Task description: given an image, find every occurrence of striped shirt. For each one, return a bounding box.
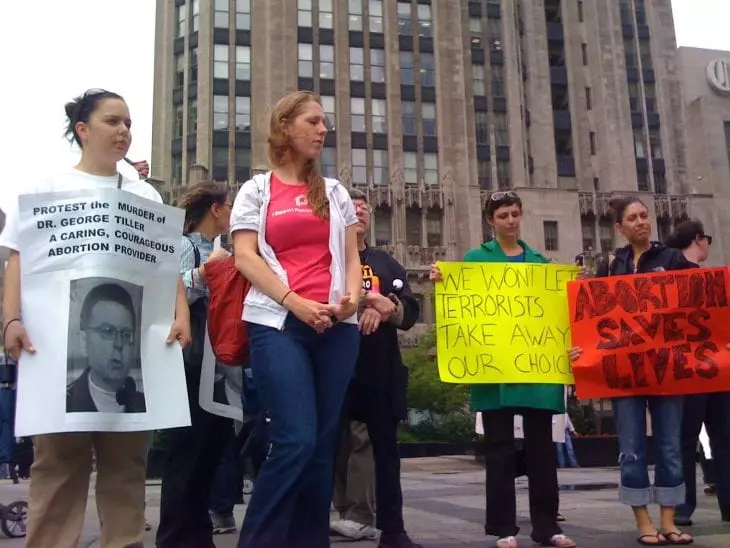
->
[179,232,215,305]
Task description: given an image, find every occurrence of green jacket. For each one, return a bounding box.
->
[464,239,566,414]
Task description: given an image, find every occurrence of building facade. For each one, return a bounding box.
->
[152,0,719,323]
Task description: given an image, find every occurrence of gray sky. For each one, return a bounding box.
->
[0,0,728,209]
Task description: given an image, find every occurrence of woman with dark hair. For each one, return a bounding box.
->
[0,89,191,548]
[569,197,695,546]
[430,192,575,548]
[157,181,236,548]
[230,90,361,548]
[663,219,730,527]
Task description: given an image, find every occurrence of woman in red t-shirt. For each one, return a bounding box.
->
[230,91,362,548]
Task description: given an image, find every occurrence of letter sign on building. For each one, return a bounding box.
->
[707,60,730,95]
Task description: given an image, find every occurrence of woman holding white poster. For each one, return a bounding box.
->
[430,192,575,548]
[0,89,191,548]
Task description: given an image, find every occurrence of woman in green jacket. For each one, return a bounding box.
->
[430,191,575,548]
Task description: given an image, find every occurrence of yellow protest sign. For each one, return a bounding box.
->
[435,262,580,384]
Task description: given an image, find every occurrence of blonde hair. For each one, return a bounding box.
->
[267,90,328,220]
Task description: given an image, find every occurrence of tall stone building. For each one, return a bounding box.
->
[152,0,718,323]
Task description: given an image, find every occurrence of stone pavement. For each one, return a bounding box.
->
[0,456,729,547]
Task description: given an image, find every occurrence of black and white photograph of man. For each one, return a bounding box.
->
[66,278,146,414]
[212,363,243,410]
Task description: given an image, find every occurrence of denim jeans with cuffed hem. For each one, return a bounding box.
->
[613,395,685,507]
[236,314,359,548]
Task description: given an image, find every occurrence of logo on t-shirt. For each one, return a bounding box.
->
[295,194,308,207]
[362,265,380,293]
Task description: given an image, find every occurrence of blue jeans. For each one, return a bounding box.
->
[613,396,684,507]
[237,314,359,548]
[555,434,578,468]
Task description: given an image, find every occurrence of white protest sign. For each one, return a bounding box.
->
[199,331,244,423]
[15,188,191,435]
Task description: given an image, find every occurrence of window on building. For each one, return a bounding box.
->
[213,96,228,130]
[214,45,229,79]
[473,64,485,95]
[370,48,385,83]
[176,3,187,37]
[648,129,662,159]
[470,18,483,48]
[188,98,198,133]
[400,52,414,85]
[624,38,637,69]
[645,83,657,113]
[424,153,438,186]
[417,4,432,37]
[654,171,667,194]
[235,96,250,131]
[420,53,435,87]
[478,159,491,189]
[422,102,436,136]
[497,160,510,189]
[581,216,595,251]
[189,48,198,83]
[174,105,183,138]
[187,148,197,175]
[352,148,367,184]
[297,0,312,26]
[491,64,505,97]
[628,82,640,111]
[321,95,336,131]
[593,177,600,190]
[320,45,335,79]
[590,131,597,155]
[404,152,418,184]
[397,2,412,35]
[544,221,559,251]
[236,46,250,80]
[351,97,366,132]
[578,0,584,22]
[319,0,333,29]
[374,207,392,245]
[486,18,502,51]
[192,0,200,32]
[321,147,337,178]
[298,43,313,78]
[172,153,183,184]
[406,207,422,245]
[633,129,645,158]
[599,218,614,252]
[236,0,251,29]
[213,147,229,181]
[402,101,416,135]
[494,113,508,146]
[214,0,229,28]
[350,47,365,81]
[581,43,588,65]
[639,39,652,70]
[369,0,384,32]
[348,0,363,31]
[372,99,387,133]
[372,150,389,185]
[586,87,592,110]
[475,112,489,145]
[175,54,185,87]
[426,209,442,246]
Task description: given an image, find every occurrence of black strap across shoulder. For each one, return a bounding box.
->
[117,173,123,190]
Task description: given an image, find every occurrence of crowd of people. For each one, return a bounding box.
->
[1,87,729,548]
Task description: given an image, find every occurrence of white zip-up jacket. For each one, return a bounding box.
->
[229,172,358,330]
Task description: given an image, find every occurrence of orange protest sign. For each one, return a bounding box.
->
[567,267,730,399]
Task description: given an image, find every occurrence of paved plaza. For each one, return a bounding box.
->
[1,456,729,547]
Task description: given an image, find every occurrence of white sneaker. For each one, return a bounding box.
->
[329,519,379,540]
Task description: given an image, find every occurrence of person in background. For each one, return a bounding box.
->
[0,89,191,548]
[664,219,730,527]
[431,191,575,548]
[230,90,361,548]
[156,181,234,548]
[334,188,422,548]
[555,414,579,469]
[569,197,694,546]
[698,426,717,496]
[331,420,377,541]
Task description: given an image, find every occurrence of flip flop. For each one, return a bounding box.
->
[637,532,667,546]
[661,531,693,545]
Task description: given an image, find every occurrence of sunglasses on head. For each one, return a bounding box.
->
[487,190,520,204]
[83,88,109,98]
[700,233,713,245]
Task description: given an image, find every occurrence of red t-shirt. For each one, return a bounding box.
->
[266,174,332,302]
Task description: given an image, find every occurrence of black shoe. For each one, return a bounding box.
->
[704,484,717,496]
[557,513,566,522]
[378,532,424,548]
[674,516,693,527]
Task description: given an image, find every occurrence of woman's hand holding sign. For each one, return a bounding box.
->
[429,263,442,282]
[3,319,35,361]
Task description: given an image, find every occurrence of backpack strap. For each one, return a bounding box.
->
[185,235,201,268]
[117,173,123,190]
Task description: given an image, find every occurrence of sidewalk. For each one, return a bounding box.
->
[0,457,729,547]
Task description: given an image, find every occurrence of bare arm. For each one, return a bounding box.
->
[344,225,361,306]
[175,276,190,322]
[2,251,20,322]
[232,230,291,305]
